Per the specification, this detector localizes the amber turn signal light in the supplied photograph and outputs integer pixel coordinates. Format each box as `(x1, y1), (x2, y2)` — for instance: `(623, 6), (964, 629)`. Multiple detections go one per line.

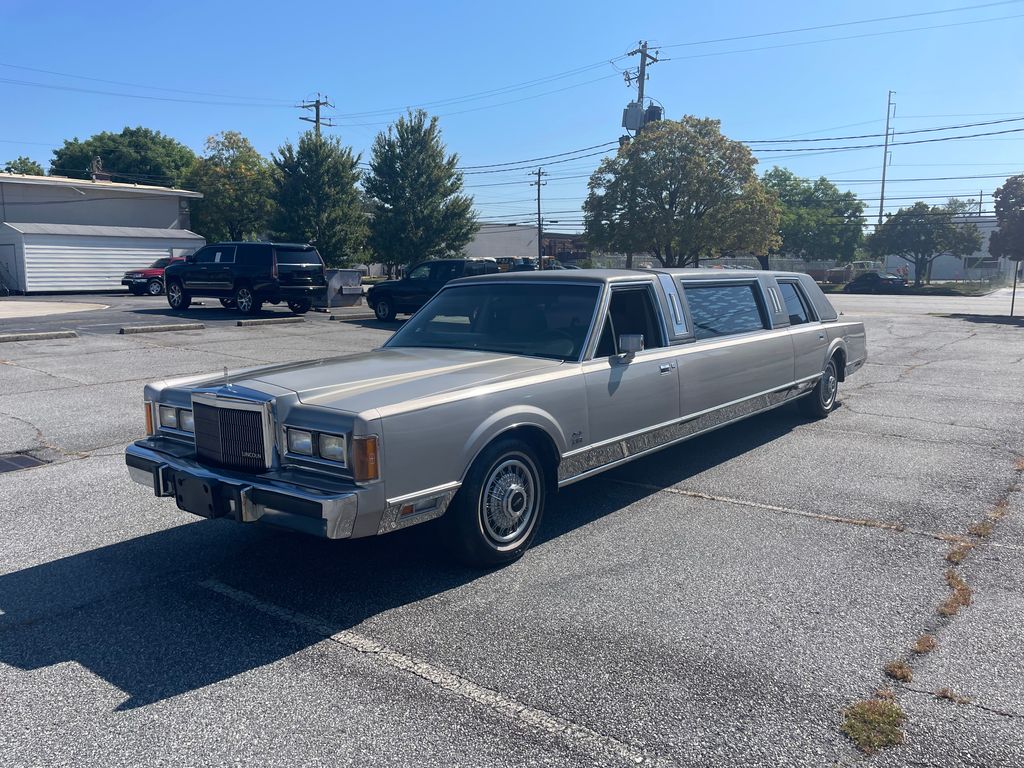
(144, 402), (154, 435)
(351, 436), (380, 482)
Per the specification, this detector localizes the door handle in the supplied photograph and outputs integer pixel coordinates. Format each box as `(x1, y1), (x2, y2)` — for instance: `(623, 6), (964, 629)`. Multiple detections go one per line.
(659, 363), (674, 374)
(817, 333), (825, 341)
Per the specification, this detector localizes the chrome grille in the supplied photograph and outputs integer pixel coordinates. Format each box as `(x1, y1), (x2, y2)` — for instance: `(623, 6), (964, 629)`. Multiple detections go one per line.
(193, 401), (267, 472)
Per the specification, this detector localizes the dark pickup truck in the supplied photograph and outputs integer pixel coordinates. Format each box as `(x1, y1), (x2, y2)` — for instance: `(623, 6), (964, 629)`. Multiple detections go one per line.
(164, 242), (326, 314)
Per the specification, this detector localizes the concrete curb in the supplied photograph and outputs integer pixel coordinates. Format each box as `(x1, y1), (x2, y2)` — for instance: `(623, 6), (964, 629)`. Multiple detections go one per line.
(0, 330), (79, 343)
(329, 313), (376, 321)
(237, 317), (305, 327)
(119, 323), (206, 335)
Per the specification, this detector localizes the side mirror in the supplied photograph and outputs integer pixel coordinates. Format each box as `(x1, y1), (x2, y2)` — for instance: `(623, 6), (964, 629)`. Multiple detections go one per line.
(618, 334), (644, 356)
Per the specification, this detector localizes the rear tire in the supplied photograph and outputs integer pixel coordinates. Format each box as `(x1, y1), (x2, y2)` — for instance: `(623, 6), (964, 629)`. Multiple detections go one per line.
(166, 280), (190, 310)
(373, 295), (397, 322)
(234, 285), (262, 315)
(443, 438), (546, 568)
(146, 278), (164, 296)
(287, 299), (312, 315)
(801, 357), (839, 419)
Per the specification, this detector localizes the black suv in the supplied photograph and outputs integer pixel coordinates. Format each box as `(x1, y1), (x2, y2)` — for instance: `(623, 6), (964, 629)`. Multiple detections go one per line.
(366, 258), (498, 321)
(164, 242), (326, 315)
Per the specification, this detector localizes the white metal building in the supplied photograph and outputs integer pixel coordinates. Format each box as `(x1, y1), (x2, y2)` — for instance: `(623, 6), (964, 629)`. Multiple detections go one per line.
(0, 173), (203, 293)
(464, 223), (538, 260)
(883, 215), (1010, 281)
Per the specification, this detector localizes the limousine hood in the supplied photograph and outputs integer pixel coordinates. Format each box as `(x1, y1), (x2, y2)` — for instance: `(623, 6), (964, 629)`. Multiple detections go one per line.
(243, 347), (563, 414)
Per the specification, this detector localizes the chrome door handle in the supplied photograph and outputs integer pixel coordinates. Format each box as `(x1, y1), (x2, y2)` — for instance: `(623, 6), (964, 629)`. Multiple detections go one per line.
(817, 333), (825, 340)
(659, 363), (673, 373)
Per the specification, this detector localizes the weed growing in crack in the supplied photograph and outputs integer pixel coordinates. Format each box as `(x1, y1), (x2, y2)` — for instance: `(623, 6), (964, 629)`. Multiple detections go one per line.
(842, 698), (906, 754)
(936, 688), (972, 705)
(946, 541), (974, 564)
(987, 499), (1010, 520)
(912, 635), (937, 654)
(884, 661), (913, 683)
(938, 569), (973, 617)
(968, 519), (995, 538)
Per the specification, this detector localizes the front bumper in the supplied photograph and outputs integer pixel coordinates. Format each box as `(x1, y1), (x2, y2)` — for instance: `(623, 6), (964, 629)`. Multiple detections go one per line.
(125, 439), (363, 539)
(122, 277), (148, 286)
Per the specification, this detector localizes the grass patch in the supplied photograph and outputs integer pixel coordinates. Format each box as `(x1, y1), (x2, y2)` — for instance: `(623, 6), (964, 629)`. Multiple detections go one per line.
(937, 688), (972, 705)
(968, 519), (995, 538)
(912, 634), (938, 654)
(987, 499), (1010, 520)
(884, 661), (913, 683)
(1015, 457), (1024, 472)
(946, 541), (974, 564)
(938, 569), (973, 617)
(842, 698), (906, 754)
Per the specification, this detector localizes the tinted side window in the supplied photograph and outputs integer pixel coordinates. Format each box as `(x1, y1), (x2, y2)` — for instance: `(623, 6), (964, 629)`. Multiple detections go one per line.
(407, 263), (432, 280)
(211, 245), (236, 264)
(194, 247), (216, 264)
(778, 282), (810, 325)
(237, 244), (270, 267)
(434, 262), (462, 283)
(683, 284), (767, 340)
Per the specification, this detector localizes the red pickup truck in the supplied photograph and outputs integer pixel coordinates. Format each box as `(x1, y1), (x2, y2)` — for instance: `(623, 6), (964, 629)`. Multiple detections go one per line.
(121, 257), (185, 296)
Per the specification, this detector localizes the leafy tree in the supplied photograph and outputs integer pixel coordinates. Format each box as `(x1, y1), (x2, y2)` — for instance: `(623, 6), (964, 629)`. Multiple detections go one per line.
(584, 116), (780, 267)
(867, 201), (982, 286)
(988, 176), (1024, 263)
(3, 156), (45, 175)
(271, 132), (367, 267)
(186, 132), (275, 242)
(363, 110), (477, 275)
(50, 126), (195, 187)
(762, 167), (865, 262)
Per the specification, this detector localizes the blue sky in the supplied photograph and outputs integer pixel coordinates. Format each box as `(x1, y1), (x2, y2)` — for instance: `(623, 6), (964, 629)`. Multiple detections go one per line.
(2, 0), (1022, 233)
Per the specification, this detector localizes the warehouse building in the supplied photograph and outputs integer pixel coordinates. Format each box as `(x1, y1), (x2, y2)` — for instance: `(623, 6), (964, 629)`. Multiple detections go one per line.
(0, 173), (203, 293)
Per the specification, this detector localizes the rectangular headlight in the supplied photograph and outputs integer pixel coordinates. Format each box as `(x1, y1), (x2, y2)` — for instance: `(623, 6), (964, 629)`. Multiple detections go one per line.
(287, 428), (314, 455)
(158, 405), (178, 429)
(318, 433), (346, 464)
(178, 409), (194, 433)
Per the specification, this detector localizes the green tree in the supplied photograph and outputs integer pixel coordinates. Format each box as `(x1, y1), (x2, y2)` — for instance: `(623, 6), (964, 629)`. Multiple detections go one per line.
(50, 126), (195, 187)
(990, 176), (1024, 262)
(3, 156), (45, 175)
(762, 167), (865, 262)
(363, 110), (477, 275)
(584, 116), (780, 267)
(867, 201), (982, 287)
(271, 132), (367, 267)
(186, 132), (274, 241)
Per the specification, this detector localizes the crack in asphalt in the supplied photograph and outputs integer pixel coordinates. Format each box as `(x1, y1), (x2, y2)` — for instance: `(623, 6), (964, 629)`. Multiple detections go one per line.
(903, 685), (1024, 720)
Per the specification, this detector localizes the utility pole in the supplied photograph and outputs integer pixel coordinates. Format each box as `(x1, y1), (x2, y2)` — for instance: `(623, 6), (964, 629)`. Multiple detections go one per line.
(877, 90), (895, 226)
(299, 93), (335, 136)
(626, 41), (659, 135)
(531, 167), (547, 269)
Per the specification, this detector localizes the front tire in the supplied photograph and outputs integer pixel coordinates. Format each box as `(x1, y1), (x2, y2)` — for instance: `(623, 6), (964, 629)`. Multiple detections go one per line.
(373, 295), (397, 322)
(234, 285), (262, 315)
(146, 278), (164, 296)
(801, 357), (839, 418)
(166, 280), (190, 310)
(444, 438), (546, 567)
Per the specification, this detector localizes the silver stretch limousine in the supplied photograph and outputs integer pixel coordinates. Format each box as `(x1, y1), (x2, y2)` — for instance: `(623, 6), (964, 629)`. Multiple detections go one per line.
(126, 269), (866, 566)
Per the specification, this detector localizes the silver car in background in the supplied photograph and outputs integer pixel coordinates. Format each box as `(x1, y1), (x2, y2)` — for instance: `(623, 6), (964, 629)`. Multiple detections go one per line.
(126, 269), (866, 566)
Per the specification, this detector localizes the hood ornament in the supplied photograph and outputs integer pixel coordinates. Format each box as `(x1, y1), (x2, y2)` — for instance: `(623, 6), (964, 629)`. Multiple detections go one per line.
(223, 366), (231, 387)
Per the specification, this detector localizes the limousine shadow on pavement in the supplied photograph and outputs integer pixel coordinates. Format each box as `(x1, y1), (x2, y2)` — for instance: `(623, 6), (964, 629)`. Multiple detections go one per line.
(0, 406), (804, 712)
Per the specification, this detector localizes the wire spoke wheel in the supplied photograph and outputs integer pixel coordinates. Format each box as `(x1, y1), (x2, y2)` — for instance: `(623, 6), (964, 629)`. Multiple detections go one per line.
(480, 456), (538, 548)
(821, 360), (838, 409)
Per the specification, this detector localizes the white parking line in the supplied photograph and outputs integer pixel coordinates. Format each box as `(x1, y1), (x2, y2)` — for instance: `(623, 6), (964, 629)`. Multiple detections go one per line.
(200, 579), (675, 767)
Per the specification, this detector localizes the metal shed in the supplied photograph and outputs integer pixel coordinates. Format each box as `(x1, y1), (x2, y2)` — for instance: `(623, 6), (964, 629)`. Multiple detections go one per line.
(0, 223), (204, 293)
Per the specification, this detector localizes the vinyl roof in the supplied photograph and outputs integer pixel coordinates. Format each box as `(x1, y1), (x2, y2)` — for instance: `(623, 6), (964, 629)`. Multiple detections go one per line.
(0, 172), (203, 198)
(454, 267), (800, 284)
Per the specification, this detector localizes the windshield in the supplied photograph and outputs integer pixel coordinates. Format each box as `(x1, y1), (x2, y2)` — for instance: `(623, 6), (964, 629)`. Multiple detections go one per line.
(148, 258), (170, 269)
(386, 283), (600, 362)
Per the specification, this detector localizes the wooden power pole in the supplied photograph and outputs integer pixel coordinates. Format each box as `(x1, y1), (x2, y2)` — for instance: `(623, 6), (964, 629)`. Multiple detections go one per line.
(531, 167), (547, 269)
(299, 93), (335, 136)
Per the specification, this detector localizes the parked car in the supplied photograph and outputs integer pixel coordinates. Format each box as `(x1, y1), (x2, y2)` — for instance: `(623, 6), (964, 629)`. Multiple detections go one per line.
(366, 258), (498, 321)
(121, 256), (185, 296)
(163, 242), (326, 315)
(843, 272), (907, 294)
(127, 269), (866, 566)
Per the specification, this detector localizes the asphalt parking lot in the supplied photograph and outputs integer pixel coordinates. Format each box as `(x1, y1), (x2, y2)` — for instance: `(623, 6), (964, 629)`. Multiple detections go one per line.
(0, 289), (1021, 766)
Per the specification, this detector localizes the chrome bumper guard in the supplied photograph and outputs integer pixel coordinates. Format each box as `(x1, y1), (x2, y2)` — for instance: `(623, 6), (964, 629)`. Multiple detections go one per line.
(125, 441), (359, 539)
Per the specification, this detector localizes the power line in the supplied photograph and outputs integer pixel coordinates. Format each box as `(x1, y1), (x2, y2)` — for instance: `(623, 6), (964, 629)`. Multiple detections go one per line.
(0, 76), (295, 108)
(748, 126), (1024, 153)
(742, 114), (1024, 143)
(659, 1), (1023, 49)
(459, 141), (619, 169)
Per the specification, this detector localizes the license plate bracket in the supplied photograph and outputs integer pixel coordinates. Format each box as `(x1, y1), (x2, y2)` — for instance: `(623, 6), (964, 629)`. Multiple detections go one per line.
(171, 472), (229, 518)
